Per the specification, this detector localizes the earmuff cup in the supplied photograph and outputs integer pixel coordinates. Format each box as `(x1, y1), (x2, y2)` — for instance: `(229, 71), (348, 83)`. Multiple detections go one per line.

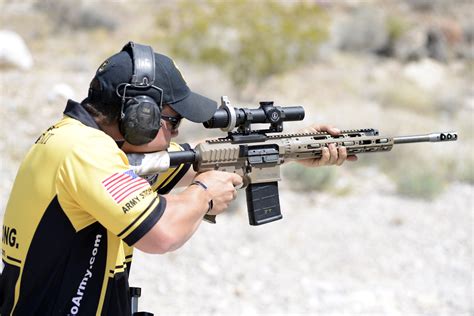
(116, 42), (163, 146)
(120, 95), (161, 145)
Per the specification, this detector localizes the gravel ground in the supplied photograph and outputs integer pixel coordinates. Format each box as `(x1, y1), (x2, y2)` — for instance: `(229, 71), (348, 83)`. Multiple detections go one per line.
(129, 182), (473, 316)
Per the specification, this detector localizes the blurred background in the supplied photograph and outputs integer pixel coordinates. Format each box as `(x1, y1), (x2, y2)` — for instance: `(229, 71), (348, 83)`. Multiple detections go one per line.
(1, 0), (472, 315)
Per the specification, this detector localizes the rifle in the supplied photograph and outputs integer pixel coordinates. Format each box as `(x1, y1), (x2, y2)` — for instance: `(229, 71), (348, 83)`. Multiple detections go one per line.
(132, 96), (458, 226)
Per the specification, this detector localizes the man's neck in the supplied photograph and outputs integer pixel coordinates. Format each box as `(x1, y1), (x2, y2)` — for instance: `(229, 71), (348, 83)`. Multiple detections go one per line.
(97, 121), (124, 142)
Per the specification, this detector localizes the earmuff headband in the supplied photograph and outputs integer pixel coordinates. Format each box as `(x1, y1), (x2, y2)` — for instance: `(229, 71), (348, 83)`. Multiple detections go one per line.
(126, 42), (156, 87)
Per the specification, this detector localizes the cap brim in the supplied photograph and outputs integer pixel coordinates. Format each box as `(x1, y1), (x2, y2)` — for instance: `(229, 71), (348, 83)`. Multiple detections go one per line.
(169, 92), (217, 123)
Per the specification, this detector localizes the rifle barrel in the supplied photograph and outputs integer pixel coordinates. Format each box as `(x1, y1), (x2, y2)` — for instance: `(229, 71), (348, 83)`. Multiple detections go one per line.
(393, 132), (457, 144)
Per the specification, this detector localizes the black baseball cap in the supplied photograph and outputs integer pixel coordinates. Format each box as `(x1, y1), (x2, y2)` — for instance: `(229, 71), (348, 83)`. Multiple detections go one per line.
(87, 43), (217, 123)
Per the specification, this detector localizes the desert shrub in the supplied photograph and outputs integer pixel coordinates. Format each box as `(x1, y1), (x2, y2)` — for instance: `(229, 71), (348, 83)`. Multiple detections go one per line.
(357, 145), (456, 199)
(332, 6), (388, 53)
(35, 0), (117, 32)
(452, 154), (474, 184)
(407, 0), (450, 12)
(376, 78), (434, 113)
(379, 151), (452, 200)
(394, 164), (447, 200)
(464, 60), (474, 79)
(386, 15), (410, 42)
(283, 163), (338, 192)
(156, 0), (328, 89)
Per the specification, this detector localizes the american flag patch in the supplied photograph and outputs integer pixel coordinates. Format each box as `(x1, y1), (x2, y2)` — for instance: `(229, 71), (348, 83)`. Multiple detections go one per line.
(102, 170), (149, 204)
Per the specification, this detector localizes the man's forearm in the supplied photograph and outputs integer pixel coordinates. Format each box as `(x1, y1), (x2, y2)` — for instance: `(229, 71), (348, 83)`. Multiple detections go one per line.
(161, 185), (211, 250)
(134, 186), (210, 254)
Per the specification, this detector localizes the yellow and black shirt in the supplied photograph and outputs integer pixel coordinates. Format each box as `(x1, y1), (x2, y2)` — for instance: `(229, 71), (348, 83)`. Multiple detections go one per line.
(0, 100), (190, 315)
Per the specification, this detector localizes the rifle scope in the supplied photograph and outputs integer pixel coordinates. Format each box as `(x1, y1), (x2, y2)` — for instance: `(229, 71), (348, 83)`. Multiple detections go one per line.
(203, 96), (305, 133)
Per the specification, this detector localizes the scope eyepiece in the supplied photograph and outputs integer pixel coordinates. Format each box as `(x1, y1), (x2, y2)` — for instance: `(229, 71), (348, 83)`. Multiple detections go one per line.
(203, 108), (231, 129)
(203, 97), (305, 134)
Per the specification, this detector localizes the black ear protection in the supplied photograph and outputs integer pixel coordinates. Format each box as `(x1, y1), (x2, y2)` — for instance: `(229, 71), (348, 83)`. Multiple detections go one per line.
(116, 42), (163, 145)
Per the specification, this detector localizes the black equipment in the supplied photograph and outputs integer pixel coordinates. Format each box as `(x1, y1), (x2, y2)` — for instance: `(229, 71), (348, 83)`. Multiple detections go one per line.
(203, 96), (305, 142)
(116, 42), (163, 145)
(203, 97), (304, 134)
(130, 286), (154, 315)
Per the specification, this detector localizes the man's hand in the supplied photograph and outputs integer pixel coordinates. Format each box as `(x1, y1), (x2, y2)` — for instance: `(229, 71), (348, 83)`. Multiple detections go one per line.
(297, 124), (358, 167)
(193, 170), (243, 215)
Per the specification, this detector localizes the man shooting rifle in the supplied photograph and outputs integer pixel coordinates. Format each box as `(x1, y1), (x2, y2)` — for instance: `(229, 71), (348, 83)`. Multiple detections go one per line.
(0, 42), (352, 315)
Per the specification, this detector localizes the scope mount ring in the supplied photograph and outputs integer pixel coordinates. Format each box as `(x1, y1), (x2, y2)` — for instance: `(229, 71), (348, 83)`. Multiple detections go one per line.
(220, 96), (237, 132)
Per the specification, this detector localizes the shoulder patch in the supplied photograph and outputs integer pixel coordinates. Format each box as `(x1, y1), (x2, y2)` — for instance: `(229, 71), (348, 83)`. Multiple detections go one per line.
(102, 170), (149, 204)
